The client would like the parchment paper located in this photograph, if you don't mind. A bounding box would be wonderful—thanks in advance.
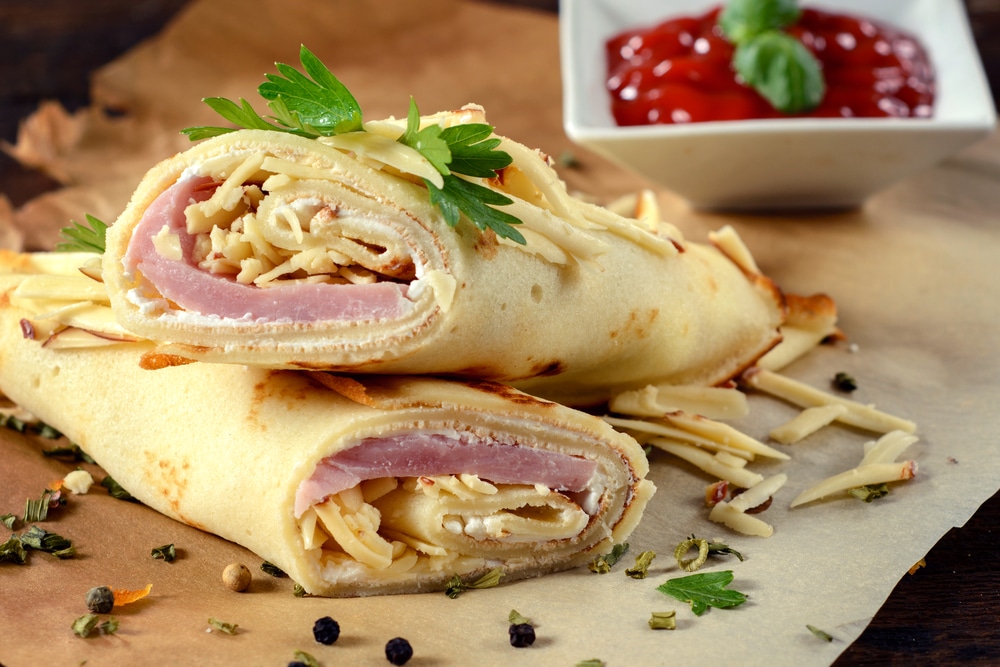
[2,1,999,665]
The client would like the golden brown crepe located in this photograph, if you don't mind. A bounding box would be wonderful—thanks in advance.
[100,106,785,405]
[0,251,653,596]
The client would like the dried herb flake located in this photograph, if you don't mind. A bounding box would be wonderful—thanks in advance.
[208,617,239,635]
[151,544,176,562]
[100,476,136,501]
[445,567,505,598]
[625,550,657,579]
[588,542,629,574]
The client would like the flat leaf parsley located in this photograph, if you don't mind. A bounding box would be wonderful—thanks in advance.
[56,215,108,254]
[183,45,524,244]
[656,570,747,616]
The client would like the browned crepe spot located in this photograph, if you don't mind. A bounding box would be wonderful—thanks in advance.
[465,379,555,407]
[310,373,378,407]
[139,352,195,370]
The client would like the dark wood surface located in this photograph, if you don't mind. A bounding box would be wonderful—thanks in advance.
[1,2,998,664]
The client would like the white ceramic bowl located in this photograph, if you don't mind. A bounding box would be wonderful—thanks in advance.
[560,0,997,210]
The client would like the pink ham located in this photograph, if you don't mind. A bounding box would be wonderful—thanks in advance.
[123,176,413,322]
[294,433,599,517]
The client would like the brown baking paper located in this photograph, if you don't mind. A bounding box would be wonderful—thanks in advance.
[2,1,1000,665]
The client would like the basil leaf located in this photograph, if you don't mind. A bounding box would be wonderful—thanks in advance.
[733,31,825,114]
[719,0,801,44]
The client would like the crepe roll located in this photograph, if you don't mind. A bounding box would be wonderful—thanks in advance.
[0,252,653,596]
[101,106,785,405]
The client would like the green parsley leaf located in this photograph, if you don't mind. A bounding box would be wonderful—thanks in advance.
[719,0,800,44]
[259,46,363,135]
[576,660,605,667]
[656,570,748,616]
[399,98,451,175]
[182,45,525,245]
[184,97,283,140]
[444,566,505,598]
[438,124,512,178]
[732,30,825,114]
[427,176,524,244]
[56,215,108,254]
[1,514,17,530]
[588,542,629,574]
[151,543,177,562]
[208,617,239,635]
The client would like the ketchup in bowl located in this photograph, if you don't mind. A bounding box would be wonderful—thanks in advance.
[606,6,935,125]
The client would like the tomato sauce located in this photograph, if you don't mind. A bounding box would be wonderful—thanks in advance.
[606,6,935,125]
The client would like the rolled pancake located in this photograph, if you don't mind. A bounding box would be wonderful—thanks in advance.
[101,107,785,405]
[0,252,653,596]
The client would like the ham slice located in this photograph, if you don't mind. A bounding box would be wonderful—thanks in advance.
[294,432,599,517]
[122,177,413,322]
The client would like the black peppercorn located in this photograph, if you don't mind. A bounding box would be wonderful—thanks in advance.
[287,662,308,667]
[85,586,115,614]
[832,371,858,392]
[384,636,413,665]
[509,622,536,647]
[313,616,340,645]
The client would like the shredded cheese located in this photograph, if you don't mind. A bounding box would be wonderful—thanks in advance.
[708,225,760,275]
[743,368,917,434]
[649,438,765,488]
[790,430,918,507]
[707,474,787,537]
[609,383,749,420]
[769,404,848,444]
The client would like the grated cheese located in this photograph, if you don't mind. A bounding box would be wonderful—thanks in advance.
[610,383,750,420]
[743,368,917,434]
[769,404,848,444]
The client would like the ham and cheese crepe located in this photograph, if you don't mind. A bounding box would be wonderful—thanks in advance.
[101,106,785,405]
[0,251,653,596]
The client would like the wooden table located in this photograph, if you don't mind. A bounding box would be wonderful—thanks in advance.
[2,2,998,664]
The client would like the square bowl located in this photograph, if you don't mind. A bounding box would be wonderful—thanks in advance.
[560,0,997,210]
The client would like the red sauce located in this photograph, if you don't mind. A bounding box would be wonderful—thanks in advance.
[606,6,935,125]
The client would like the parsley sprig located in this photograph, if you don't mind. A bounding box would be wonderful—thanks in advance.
[656,570,747,616]
[183,45,524,244]
[719,0,825,114]
[56,214,108,254]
